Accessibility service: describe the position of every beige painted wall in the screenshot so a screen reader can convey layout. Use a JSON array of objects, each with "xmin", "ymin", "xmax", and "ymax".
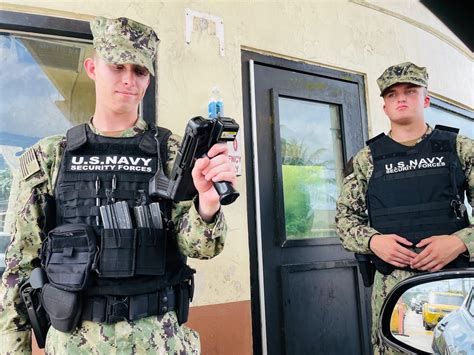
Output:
[{"xmin": 2, "ymin": 0, "xmax": 472, "ymax": 308}]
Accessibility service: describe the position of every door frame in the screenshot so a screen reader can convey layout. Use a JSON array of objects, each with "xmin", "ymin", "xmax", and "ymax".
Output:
[{"xmin": 241, "ymin": 50, "xmax": 369, "ymax": 354}]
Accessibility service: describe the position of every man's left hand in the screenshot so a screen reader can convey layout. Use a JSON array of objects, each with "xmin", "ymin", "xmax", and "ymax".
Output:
[
  {"xmin": 411, "ymin": 235, "xmax": 467, "ymax": 272},
  {"xmin": 191, "ymin": 143, "xmax": 237, "ymax": 222}
]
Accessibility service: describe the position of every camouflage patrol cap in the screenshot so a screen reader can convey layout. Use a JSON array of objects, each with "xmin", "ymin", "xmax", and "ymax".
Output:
[
  {"xmin": 377, "ymin": 62, "xmax": 428, "ymax": 96},
  {"xmin": 91, "ymin": 16, "xmax": 159, "ymax": 76}
]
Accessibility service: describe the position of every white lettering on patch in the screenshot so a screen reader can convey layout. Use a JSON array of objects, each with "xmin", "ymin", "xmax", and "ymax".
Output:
[
  {"xmin": 384, "ymin": 156, "xmax": 446, "ymax": 174},
  {"xmin": 68, "ymin": 155, "xmax": 155, "ymax": 173}
]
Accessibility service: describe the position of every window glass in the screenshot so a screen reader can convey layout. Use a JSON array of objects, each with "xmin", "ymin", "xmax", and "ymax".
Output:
[
  {"xmin": 0, "ymin": 33, "xmax": 95, "ymax": 264},
  {"xmin": 426, "ymin": 105, "xmax": 473, "ymax": 138},
  {"xmin": 278, "ymin": 97, "xmax": 343, "ymax": 239}
]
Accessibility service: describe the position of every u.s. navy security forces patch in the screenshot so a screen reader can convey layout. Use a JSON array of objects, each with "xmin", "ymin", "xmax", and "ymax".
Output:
[
  {"xmin": 384, "ymin": 155, "xmax": 446, "ymax": 174},
  {"xmin": 19, "ymin": 148, "xmax": 41, "ymax": 180},
  {"xmin": 66, "ymin": 155, "xmax": 157, "ymax": 173}
]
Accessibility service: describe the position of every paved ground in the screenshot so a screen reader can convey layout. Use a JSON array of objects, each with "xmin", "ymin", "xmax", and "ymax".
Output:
[{"xmin": 393, "ymin": 309, "xmax": 434, "ymax": 353}]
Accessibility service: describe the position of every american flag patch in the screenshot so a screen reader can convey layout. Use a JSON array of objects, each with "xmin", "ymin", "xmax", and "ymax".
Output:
[{"xmin": 19, "ymin": 148, "xmax": 41, "ymax": 180}]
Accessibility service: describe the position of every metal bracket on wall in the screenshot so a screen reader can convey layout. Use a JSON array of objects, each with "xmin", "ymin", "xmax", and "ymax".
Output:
[{"xmin": 185, "ymin": 8, "xmax": 225, "ymax": 56}]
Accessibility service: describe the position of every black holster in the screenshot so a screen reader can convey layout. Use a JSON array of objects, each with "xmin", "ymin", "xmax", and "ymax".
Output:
[
  {"xmin": 370, "ymin": 255, "xmax": 394, "ymax": 276},
  {"xmin": 355, "ymin": 254, "xmax": 376, "ymax": 287},
  {"xmin": 20, "ymin": 268, "xmax": 50, "ymax": 348},
  {"xmin": 175, "ymin": 276, "xmax": 194, "ymax": 325}
]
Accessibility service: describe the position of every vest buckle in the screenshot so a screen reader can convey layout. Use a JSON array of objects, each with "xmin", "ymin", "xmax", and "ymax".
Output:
[
  {"xmin": 450, "ymin": 199, "xmax": 467, "ymax": 220},
  {"xmin": 105, "ymin": 296, "xmax": 129, "ymax": 323}
]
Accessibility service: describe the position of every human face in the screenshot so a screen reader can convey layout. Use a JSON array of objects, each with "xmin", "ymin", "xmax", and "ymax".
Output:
[
  {"xmin": 382, "ymin": 83, "xmax": 430, "ymax": 125},
  {"xmin": 85, "ymin": 56, "xmax": 150, "ymax": 116}
]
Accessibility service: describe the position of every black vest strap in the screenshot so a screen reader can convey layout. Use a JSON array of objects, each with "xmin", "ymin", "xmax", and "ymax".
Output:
[
  {"xmin": 81, "ymin": 287, "xmax": 175, "ymax": 324},
  {"xmin": 157, "ymin": 126, "xmax": 172, "ymax": 162},
  {"xmin": 60, "ymin": 189, "xmax": 136, "ymax": 201},
  {"xmin": 62, "ymin": 206, "xmax": 100, "ymax": 218},
  {"xmin": 60, "ymin": 173, "xmax": 151, "ymax": 183},
  {"xmin": 66, "ymin": 124, "xmax": 88, "ymax": 151},
  {"xmin": 435, "ymin": 124, "xmax": 459, "ymax": 134},
  {"xmin": 370, "ymin": 201, "xmax": 450, "ymax": 217},
  {"xmin": 139, "ymin": 130, "xmax": 158, "ymax": 154},
  {"xmin": 372, "ymin": 214, "xmax": 458, "ymax": 229},
  {"xmin": 366, "ymin": 132, "xmax": 385, "ymax": 146}
]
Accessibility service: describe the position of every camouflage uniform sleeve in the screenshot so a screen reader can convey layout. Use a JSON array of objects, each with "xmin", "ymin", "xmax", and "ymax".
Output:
[
  {"xmin": 454, "ymin": 134, "xmax": 474, "ymax": 260},
  {"xmin": 165, "ymin": 134, "xmax": 226, "ymax": 260},
  {"xmin": 335, "ymin": 147, "xmax": 380, "ymax": 254},
  {"xmin": 0, "ymin": 136, "xmax": 64, "ymax": 354}
]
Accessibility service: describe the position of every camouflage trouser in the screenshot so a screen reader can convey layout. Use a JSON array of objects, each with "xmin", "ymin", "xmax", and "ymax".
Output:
[
  {"xmin": 371, "ymin": 269, "xmax": 416, "ymax": 355},
  {"xmin": 45, "ymin": 311, "xmax": 200, "ymax": 355}
]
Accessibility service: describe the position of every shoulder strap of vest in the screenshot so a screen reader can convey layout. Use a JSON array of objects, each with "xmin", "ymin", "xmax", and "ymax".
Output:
[
  {"xmin": 139, "ymin": 130, "xmax": 158, "ymax": 154},
  {"xmin": 434, "ymin": 124, "xmax": 460, "ymax": 134},
  {"xmin": 66, "ymin": 124, "xmax": 88, "ymax": 151},
  {"xmin": 139, "ymin": 126, "xmax": 172, "ymax": 157},
  {"xmin": 156, "ymin": 126, "xmax": 172, "ymax": 164},
  {"xmin": 147, "ymin": 125, "xmax": 173, "ymax": 222},
  {"xmin": 366, "ymin": 133, "xmax": 385, "ymax": 146}
]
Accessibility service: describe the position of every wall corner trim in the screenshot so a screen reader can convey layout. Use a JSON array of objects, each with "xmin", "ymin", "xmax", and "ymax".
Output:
[{"xmin": 350, "ymin": 0, "xmax": 473, "ymax": 59}]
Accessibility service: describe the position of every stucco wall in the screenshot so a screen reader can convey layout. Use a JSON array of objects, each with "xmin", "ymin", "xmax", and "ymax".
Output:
[{"xmin": 2, "ymin": 0, "xmax": 472, "ymax": 310}]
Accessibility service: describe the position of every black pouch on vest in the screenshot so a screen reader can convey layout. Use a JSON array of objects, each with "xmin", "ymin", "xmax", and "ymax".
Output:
[
  {"xmin": 135, "ymin": 228, "xmax": 167, "ymax": 275},
  {"xmin": 42, "ymin": 224, "xmax": 97, "ymax": 291},
  {"xmin": 98, "ymin": 229, "xmax": 136, "ymax": 277},
  {"xmin": 41, "ymin": 283, "xmax": 82, "ymax": 333}
]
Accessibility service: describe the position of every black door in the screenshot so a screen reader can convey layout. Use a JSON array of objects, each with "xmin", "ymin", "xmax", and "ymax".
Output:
[{"xmin": 242, "ymin": 51, "xmax": 372, "ymax": 355}]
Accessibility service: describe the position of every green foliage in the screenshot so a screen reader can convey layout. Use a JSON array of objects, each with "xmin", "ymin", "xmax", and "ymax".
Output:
[
  {"xmin": 280, "ymin": 138, "xmax": 339, "ymax": 238},
  {"xmin": 283, "ymin": 165, "xmax": 322, "ymax": 237},
  {"xmin": 0, "ymin": 168, "xmax": 12, "ymax": 197},
  {"xmin": 281, "ymin": 137, "xmax": 329, "ymax": 166}
]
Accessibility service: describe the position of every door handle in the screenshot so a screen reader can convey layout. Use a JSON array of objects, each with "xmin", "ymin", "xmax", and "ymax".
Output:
[{"xmin": 437, "ymin": 322, "xmax": 448, "ymax": 332}]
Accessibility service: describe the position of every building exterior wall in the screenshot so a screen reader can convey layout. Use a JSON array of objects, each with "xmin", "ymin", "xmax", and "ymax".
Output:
[{"xmin": 1, "ymin": 1, "xmax": 472, "ymax": 354}]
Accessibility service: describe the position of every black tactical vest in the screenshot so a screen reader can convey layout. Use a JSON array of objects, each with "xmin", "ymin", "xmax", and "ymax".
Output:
[
  {"xmin": 367, "ymin": 126, "xmax": 470, "ymax": 274},
  {"xmin": 53, "ymin": 124, "xmax": 194, "ymax": 295}
]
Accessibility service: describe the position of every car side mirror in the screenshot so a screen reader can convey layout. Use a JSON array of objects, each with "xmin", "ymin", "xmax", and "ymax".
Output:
[{"xmin": 379, "ymin": 268, "xmax": 474, "ymax": 354}]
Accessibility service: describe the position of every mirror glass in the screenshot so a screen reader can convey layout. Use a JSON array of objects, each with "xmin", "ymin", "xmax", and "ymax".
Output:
[{"xmin": 390, "ymin": 277, "xmax": 474, "ymax": 354}]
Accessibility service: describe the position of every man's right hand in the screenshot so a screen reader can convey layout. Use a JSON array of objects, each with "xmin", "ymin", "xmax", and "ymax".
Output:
[{"xmin": 369, "ymin": 234, "xmax": 418, "ymax": 268}]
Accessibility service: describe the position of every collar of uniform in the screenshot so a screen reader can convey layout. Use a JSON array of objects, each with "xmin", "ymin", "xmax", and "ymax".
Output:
[
  {"xmin": 87, "ymin": 117, "xmax": 149, "ymax": 137},
  {"xmin": 388, "ymin": 124, "xmax": 432, "ymax": 145}
]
